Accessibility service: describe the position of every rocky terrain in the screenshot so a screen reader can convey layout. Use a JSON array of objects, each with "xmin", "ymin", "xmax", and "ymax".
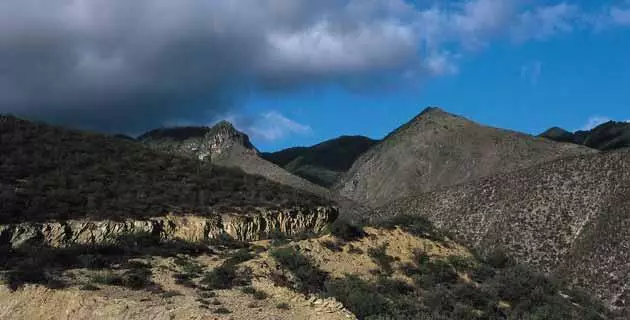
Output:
[
  {"xmin": 335, "ymin": 107, "xmax": 595, "ymax": 207},
  {"xmin": 375, "ymin": 148, "xmax": 630, "ymax": 309},
  {"xmin": 138, "ymin": 121, "xmax": 331, "ymax": 198},
  {"xmin": 540, "ymin": 121, "xmax": 630, "ymax": 151},
  {"xmin": 262, "ymin": 135, "xmax": 377, "ymax": 187}
]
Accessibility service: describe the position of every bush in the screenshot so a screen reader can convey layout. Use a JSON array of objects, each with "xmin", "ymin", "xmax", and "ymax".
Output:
[
  {"xmin": 276, "ymin": 302, "xmax": 291, "ymax": 310},
  {"xmin": 324, "ymin": 275, "xmax": 391, "ymax": 319},
  {"xmin": 214, "ymin": 307, "xmax": 231, "ymax": 314},
  {"xmin": 328, "ymin": 219, "xmax": 365, "ymax": 241},
  {"xmin": 201, "ymin": 265, "xmax": 238, "ymax": 290},
  {"xmin": 367, "ymin": 244, "xmax": 395, "ymax": 275},
  {"xmin": 378, "ymin": 214, "xmax": 444, "ymax": 241},
  {"xmin": 270, "ymin": 247, "xmax": 328, "ymax": 294}
]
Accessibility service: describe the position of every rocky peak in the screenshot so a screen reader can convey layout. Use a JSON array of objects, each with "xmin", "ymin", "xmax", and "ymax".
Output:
[{"xmin": 139, "ymin": 121, "xmax": 257, "ymax": 161}]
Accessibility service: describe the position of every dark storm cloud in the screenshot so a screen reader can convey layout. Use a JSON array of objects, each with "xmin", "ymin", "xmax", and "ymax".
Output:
[
  {"xmin": 0, "ymin": 0, "xmax": 421, "ymax": 132},
  {"xmin": 3, "ymin": 1, "xmax": 620, "ymax": 133}
]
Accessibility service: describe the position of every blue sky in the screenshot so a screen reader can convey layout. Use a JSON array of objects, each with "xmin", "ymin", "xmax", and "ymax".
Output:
[
  {"xmin": 0, "ymin": 0, "xmax": 629, "ymax": 152},
  {"xmin": 238, "ymin": 1, "xmax": 630, "ymax": 151}
]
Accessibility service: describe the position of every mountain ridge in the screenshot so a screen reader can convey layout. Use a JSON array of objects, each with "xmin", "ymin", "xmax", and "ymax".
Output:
[{"xmin": 335, "ymin": 106, "xmax": 596, "ymax": 207}]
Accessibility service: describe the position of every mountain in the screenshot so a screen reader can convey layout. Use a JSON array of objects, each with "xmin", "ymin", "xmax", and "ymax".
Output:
[
  {"xmin": 138, "ymin": 121, "xmax": 331, "ymax": 198},
  {"xmin": 335, "ymin": 107, "xmax": 596, "ymax": 207},
  {"xmin": 0, "ymin": 115, "xmax": 332, "ymax": 225},
  {"xmin": 540, "ymin": 121, "xmax": 630, "ymax": 151},
  {"xmin": 261, "ymin": 136, "xmax": 378, "ymax": 187},
  {"xmin": 375, "ymin": 148, "xmax": 630, "ymax": 309}
]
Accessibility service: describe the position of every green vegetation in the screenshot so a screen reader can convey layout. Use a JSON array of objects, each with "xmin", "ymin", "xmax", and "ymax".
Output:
[
  {"xmin": 327, "ymin": 219, "xmax": 366, "ymax": 242},
  {"xmin": 200, "ymin": 248, "xmax": 254, "ymax": 290},
  {"xmin": 0, "ymin": 115, "xmax": 327, "ymax": 223},
  {"xmin": 276, "ymin": 302, "xmax": 291, "ymax": 310},
  {"xmin": 0, "ymin": 232, "xmax": 211, "ymax": 291},
  {"xmin": 241, "ymin": 286, "xmax": 268, "ymax": 300},
  {"xmin": 266, "ymin": 215, "xmax": 609, "ymax": 320},
  {"xmin": 270, "ymin": 246, "xmax": 328, "ymax": 294},
  {"xmin": 261, "ymin": 135, "xmax": 377, "ymax": 187}
]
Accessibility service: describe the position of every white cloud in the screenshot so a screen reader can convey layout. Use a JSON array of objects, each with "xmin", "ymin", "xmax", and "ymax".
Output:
[
  {"xmin": 520, "ymin": 61, "xmax": 542, "ymax": 86},
  {"xmin": 511, "ymin": 3, "xmax": 579, "ymax": 42},
  {"xmin": 222, "ymin": 111, "xmax": 312, "ymax": 142},
  {"xmin": 611, "ymin": 6, "xmax": 630, "ymax": 26},
  {"xmin": 581, "ymin": 116, "xmax": 611, "ymax": 131}
]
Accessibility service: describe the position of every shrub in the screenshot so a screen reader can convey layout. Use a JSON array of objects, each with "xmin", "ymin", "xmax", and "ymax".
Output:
[
  {"xmin": 201, "ymin": 265, "xmax": 237, "ymax": 290},
  {"xmin": 324, "ymin": 275, "xmax": 391, "ymax": 319},
  {"xmin": 321, "ymin": 240, "xmax": 343, "ymax": 252},
  {"xmin": 270, "ymin": 247, "xmax": 328, "ymax": 294},
  {"xmin": 367, "ymin": 244, "xmax": 395, "ymax": 275},
  {"xmin": 378, "ymin": 214, "xmax": 444, "ymax": 241},
  {"xmin": 328, "ymin": 219, "xmax": 365, "ymax": 241},
  {"xmin": 276, "ymin": 302, "xmax": 291, "ymax": 310},
  {"xmin": 214, "ymin": 307, "xmax": 231, "ymax": 314}
]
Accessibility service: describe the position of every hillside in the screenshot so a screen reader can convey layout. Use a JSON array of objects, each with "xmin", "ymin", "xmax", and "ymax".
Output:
[
  {"xmin": 540, "ymin": 121, "xmax": 630, "ymax": 151},
  {"xmin": 336, "ymin": 107, "xmax": 596, "ymax": 207},
  {"xmin": 138, "ymin": 122, "xmax": 331, "ymax": 198},
  {"xmin": 261, "ymin": 136, "xmax": 377, "ymax": 187},
  {"xmin": 0, "ymin": 216, "xmax": 610, "ymax": 319},
  {"xmin": 0, "ymin": 115, "xmax": 330, "ymax": 224},
  {"xmin": 374, "ymin": 149, "xmax": 630, "ymax": 309}
]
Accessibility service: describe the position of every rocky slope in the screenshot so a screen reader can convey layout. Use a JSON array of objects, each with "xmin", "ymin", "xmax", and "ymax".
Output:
[
  {"xmin": 262, "ymin": 136, "xmax": 378, "ymax": 187},
  {"xmin": 374, "ymin": 148, "xmax": 630, "ymax": 309},
  {"xmin": 139, "ymin": 121, "xmax": 331, "ymax": 198},
  {"xmin": 336, "ymin": 107, "xmax": 596, "ymax": 207},
  {"xmin": 540, "ymin": 121, "xmax": 630, "ymax": 151}
]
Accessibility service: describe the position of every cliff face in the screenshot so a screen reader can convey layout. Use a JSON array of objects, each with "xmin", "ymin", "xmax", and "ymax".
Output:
[
  {"xmin": 0, "ymin": 206, "xmax": 337, "ymax": 248},
  {"xmin": 375, "ymin": 149, "xmax": 630, "ymax": 309}
]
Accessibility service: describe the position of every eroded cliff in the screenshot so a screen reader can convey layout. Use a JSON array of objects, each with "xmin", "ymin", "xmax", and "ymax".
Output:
[{"xmin": 0, "ymin": 206, "xmax": 337, "ymax": 248}]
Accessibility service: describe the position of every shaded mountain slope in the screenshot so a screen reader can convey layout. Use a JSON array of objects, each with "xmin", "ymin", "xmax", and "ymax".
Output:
[
  {"xmin": 261, "ymin": 136, "xmax": 377, "ymax": 187},
  {"xmin": 374, "ymin": 149, "xmax": 630, "ymax": 309},
  {"xmin": 138, "ymin": 122, "xmax": 331, "ymax": 198},
  {"xmin": 540, "ymin": 121, "xmax": 630, "ymax": 151},
  {"xmin": 336, "ymin": 107, "xmax": 596, "ymax": 207},
  {"xmin": 0, "ymin": 115, "xmax": 329, "ymax": 224}
]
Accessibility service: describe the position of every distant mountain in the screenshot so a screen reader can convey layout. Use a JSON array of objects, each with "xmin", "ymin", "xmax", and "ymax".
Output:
[
  {"xmin": 336, "ymin": 107, "xmax": 595, "ymax": 207},
  {"xmin": 261, "ymin": 136, "xmax": 378, "ymax": 187},
  {"xmin": 540, "ymin": 121, "xmax": 630, "ymax": 151},
  {"xmin": 138, "ymin": 121, "xmax": 331, "ymax": 198},
  {"xmin": 0, "ymin": 115, "xmax": 328, "ymax": 224},
  {"xmin": 375, "ymin": 148, "xmax": 630, "ymax": 309}
]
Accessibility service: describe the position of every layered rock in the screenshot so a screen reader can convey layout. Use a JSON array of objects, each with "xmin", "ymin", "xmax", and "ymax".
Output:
[{"xmin": 0, "ymin": 206, "xmax": 337, "ymax": 248}]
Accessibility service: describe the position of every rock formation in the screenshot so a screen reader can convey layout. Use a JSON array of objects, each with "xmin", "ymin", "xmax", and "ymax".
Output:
[{"xmin": 0, "ymin": 206, "xmax": 337, "ymax": 247}]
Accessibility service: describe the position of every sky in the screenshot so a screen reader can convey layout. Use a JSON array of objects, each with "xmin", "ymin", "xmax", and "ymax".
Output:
[{"xmin": 0, "ymin": 0, "xmax": 629, "ymax": 152}]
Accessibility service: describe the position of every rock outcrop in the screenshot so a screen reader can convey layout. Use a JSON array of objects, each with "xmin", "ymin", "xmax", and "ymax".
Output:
[
  {"xmin": 138, "ymin": 121, "xmax": 332, "ymax": 198},
  {"xmin": 0, "ymin": 206, "xmax": 337, "ymax": 248},
  {"xmin": 375, "ymin": 148, "xmax": 630, "ymax": 309}
]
